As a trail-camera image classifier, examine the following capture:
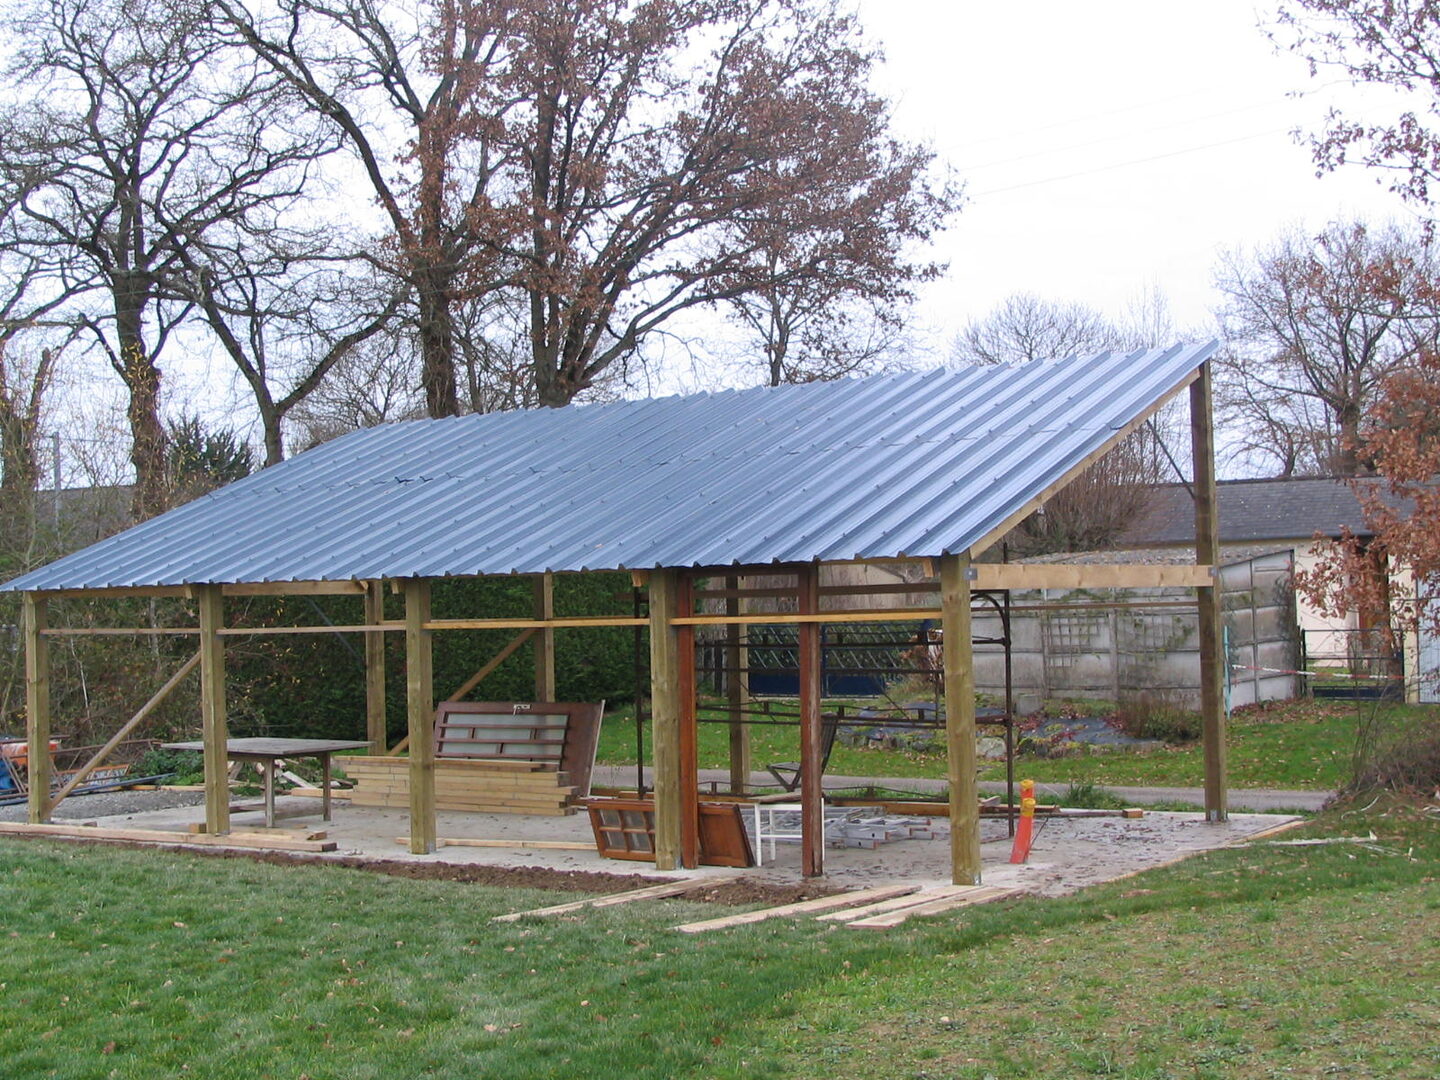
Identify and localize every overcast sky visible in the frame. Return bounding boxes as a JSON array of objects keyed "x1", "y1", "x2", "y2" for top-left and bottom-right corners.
[{"x1": 855, "y1": 0, "x2": 1415, "y2": 350}]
